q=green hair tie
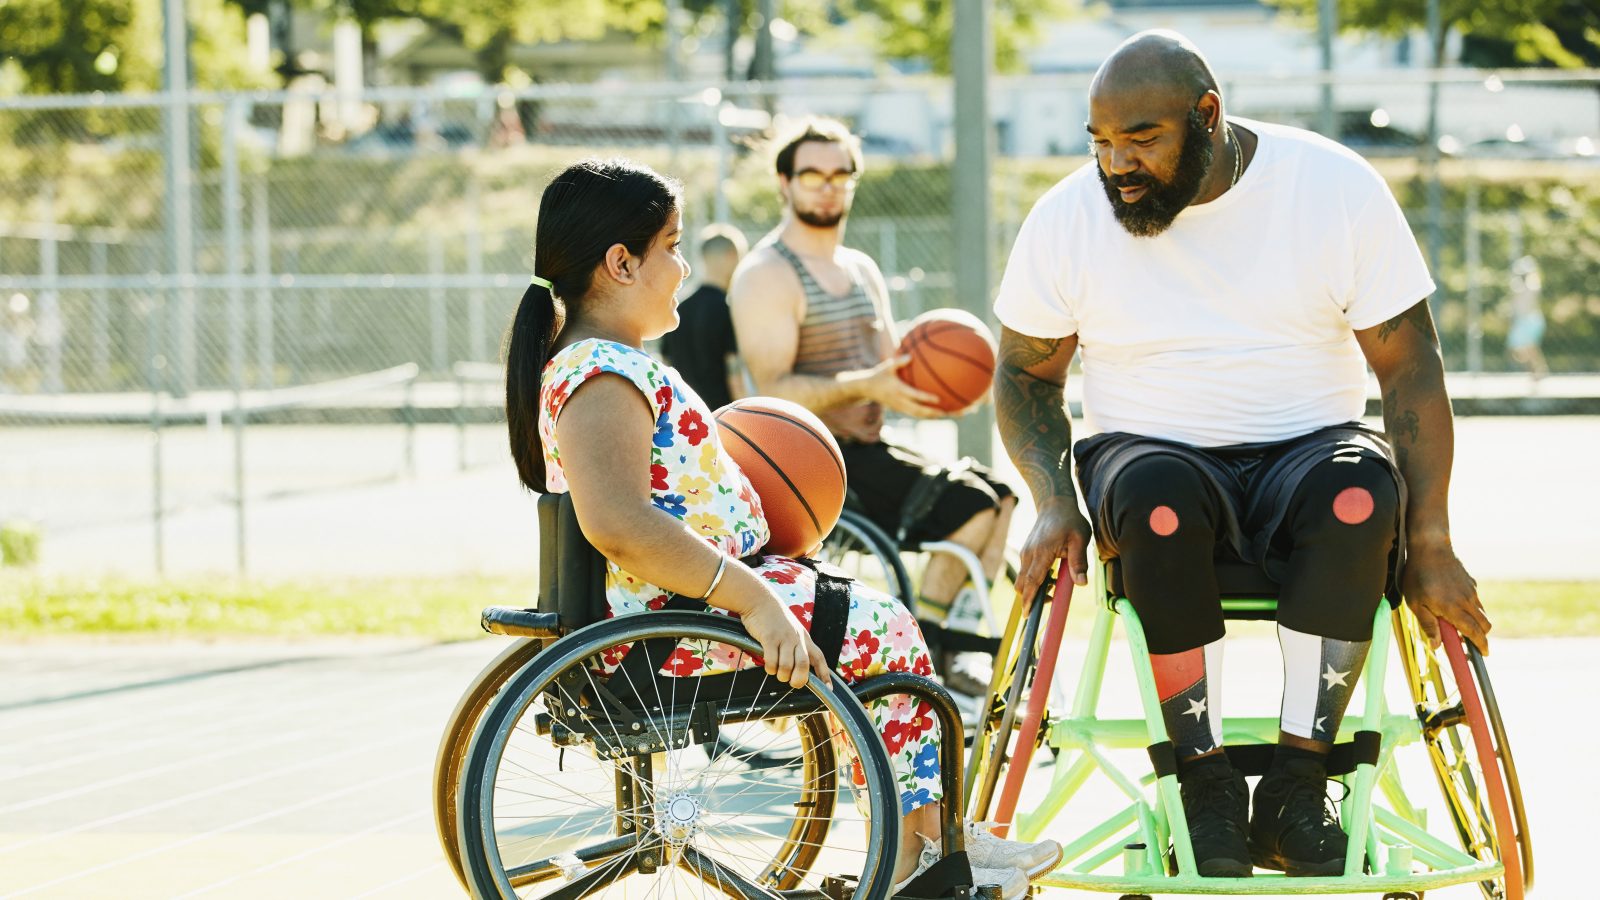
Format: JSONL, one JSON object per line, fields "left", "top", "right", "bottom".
{"left": 530, "top": 275, "right": 553, "bottom": 290}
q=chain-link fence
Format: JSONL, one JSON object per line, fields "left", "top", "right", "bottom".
{"left": 3, "top": 73, "right": 1597, "bottom": 573}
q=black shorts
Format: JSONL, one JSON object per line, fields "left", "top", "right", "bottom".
{"left": 1073, "top": 423, "right": 1407, "bottom": 596}
{"left": 839, "top": 439, "right": 1015, "bottom": 545}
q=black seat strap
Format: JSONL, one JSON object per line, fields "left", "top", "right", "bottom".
{"left": 612, "top": 554, "right": 855, "bottom": 687}
{"left": 811, "top": 568, "right": 852, "bottom": 672}
{"left": 1223, "top": 731, "right": 1383, "bottom": 777}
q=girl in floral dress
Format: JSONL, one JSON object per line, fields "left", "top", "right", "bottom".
{"left": 503, "top": 158, "right": 1056, "bottom": 897}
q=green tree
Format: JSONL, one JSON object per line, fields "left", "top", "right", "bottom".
{"left": 336, "top": 0, "right": 1066, "bottom": 83}
{"left": 1269, "top": 0, "right": 1600, "bottom": 68}
{"left": 0, "top": 0, "right": 272, "bottom": 94}
{"left": 843, "top": 0, "right": 1074, "bottom": 74}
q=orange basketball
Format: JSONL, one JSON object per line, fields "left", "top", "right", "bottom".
{"left": 897, "top": 308, "right": 998, "bottom": 412}
{"left": 713, "top": 397, "right": 846, "bottom": 557}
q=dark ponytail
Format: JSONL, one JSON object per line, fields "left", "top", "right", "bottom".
{"left": 505, "top": 158, "right": 682, "bottom": 493}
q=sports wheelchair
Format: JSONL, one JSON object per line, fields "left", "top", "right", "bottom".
{"left": 818, "top": 460, "right": 1020, "bottom": 689}
{"left": 963, "top": 549, "right": 1533, "bottom": 899}
{"left": 435, "top": 492, "right": 988, "bottom": 899}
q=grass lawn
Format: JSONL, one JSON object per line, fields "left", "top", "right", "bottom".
{"left": 0, "top": 573, "right": 531, "bottom": 641}
{"left": 0, "top": 573, "right": 1592, "bottom": 641}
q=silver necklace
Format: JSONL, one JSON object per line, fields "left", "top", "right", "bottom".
{"left": 1226, "top": 124, "right": 1243, "bottom": 187}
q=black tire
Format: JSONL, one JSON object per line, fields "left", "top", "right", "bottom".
{"left": 1467, "top": 642, "right": 1534, "bottom": 893}
{"left": 456, "top": 611, "right": 901, "bottom": 899}
{"left": 433, "top": 637, "right": 545, "bottom": 891}
{"left": 821, "top": 508, "right": 916, "bottom": 607}
{"left": 965, "top": 590, "right": 1046, "bottom": 820}
{"left": 1394, "top": 609, "right": 1527, "bottom": 900}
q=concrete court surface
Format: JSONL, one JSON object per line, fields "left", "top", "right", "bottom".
{"left": 22, "top": 416, "right": 1600, "bottom": 581}
{"left": 0, "top": 632, "right": 1592, "bottom": 899}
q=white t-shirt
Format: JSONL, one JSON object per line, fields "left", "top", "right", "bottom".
{"left": 993, "top": 118, "right": 1435, "bottom": 447}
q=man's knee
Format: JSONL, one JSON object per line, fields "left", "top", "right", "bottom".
{"left": 1105, "top": 456, "right": 1227, "bottom": 653}
{"left": 1278, "top": 458, "right": 1399, "bottom": 641}
{"left": 1108, "top": 455, "right": 1218, "bottom": 551}
{"left": 1287, "top": 458, "right": 1399, "bottom": 549}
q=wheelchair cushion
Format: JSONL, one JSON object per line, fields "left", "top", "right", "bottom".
{"left": 1107, "top": 556, "right": 1281, "bottom": 608}
{"left": 537, "top": 492, "right": 610, "bottom": 629}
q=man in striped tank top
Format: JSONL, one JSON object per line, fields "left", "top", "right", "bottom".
{"left": 729, "top": 118, "right": 1018, "bottom": 700}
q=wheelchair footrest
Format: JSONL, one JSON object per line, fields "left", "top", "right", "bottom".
{"left": 1223, "top": 731, "right": 1382, "bottom": 777}
{"left": 894, "top": 851, "right": 980, "bottom": 900}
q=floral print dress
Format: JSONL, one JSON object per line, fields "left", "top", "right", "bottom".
{"left": 540, "top": 338, "right": 942, "bottom": 814}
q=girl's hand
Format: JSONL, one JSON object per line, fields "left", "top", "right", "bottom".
{"left": 738, "top": 593, "right": 831, "bottom": 689}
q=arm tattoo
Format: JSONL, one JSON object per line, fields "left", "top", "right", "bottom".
{"left": 1376, "top": 300, "right": 1438, "bottom": 345}
{"left": 997, "top": 338, "right": 1076, "bottom": 501}
{"left": 1382, "top": 386, "right": 1421, "bottom": 470}
{"left": 1002, "top": 332, "right": 1065, "bottom": 369}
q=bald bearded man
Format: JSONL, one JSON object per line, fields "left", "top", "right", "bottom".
{"left": 994, "top": 31, "right": 1491, "bottom": 878}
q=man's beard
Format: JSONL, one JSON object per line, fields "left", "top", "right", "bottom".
{"left": 794, "top": 204, "right": 845, "bottom": 229}
{"left": 1097, "top": 108, "right": 1215, "bottom": 237}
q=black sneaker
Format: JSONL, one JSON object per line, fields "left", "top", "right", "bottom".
{"left": 1177, "top": 759, "right": 1253, "bottom": 877}
{"left": 1249, "top": 757, "right": 1349, "bottom": 876}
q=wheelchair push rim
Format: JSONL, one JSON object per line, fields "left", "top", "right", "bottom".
{"left": 455, "top": 611, "right": 901, "bottom": 900}
{"left": 1396, "top": 610, "right": 1529, "bottom": 900}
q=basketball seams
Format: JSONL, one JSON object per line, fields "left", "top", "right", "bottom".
{"left": 902, "top": 327, "right": 966, "bottom": 410}
{"left": 912, "top": 317, "right": 995, "bottom": 372}
{"left": 716, "top": 418, "right": 822, "bottom": 533}
{"left": 720, "top": 407, "right": 845, "bottom": 489}
{"left": 919, "top": 334, "right": 994, "bottom": 372}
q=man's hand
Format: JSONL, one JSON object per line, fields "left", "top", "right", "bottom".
{"left": 1016, "top": 496, "right": 1092, "bottom": 606}
{"left": 864, "top": 354, "right": 946, "bottom": 419}
{"left": 1402, "top": 541, "right": 1492, "bottom": 654}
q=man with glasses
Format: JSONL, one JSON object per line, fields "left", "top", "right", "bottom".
{"left": 729, "top": 118, "right": 1019, "bottom": 702}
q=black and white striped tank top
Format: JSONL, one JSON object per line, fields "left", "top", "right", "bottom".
{"left": 773, "top": 240, "right": 884, "bottom": 443}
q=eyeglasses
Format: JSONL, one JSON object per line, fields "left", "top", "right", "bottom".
{"left": 792, "top": 169, "right": 858, "bottom": 190}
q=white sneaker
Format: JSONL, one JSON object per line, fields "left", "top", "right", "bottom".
{"left": 946, "top": 584, "right": 986, "bottom": 632}
{"left": 964, "top": 820, "right": 1064, "bottom": 880}
{"left": 895, "top": 834, "right": 1029, "bottom": 899}
{"left": 948, "top": 688, "right": 985, "bottom": 730}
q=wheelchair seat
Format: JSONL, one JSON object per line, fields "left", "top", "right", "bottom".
{"left": 1104, "top": 556, "right": 1281, "bottom": 616}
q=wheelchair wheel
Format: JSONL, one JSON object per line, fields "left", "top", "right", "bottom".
{"left": 434, "top": 636, "right": 546, "bottom": 891}
{"left": 965, "top": 587, "right": 1046, "bottom": 820}
{"left": 1395, "top": 609, "right": 1530, "bottom": 900}
{"left": 457, "top": 611, "right": 901, "bottom": 899}
{"left": 989, "top": 581, "right": 1072, "bottom": 830}
{"left": 819, "top": 508, "right": 916, "bottom": 606}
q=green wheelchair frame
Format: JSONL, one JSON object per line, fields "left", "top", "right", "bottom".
{"left": 968, "top": 551, "right": 1532, "bottom": 899}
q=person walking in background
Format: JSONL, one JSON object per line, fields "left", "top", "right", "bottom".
{"left": 1506, "top": 255, "right": 1548, "bottom": 386}
{"left": 660, "top": 225, "right": 749, "bottom": 411}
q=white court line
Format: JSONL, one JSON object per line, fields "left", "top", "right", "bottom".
{"left": 345, "top": 860, "right": 444, "bottom": 899}
{"left": 0, "top": 724, "right": 426, "bottom": 855}
{"left": 0, "top": 725, "right": 322, "bottom": 817}
{"left": 0, "top": 644, "right": 470, "bottom": 751}
{"left": 169, "top": 808, "right": 429, "bottom": 898}
{"left": 0, "top": 653, "right": 341, "bottom": 724}
{"left": 0, "top": 663, "right": 451, "bottom": 782}
{"left": 2, "top": 763, "right": 427, "bottom": 897}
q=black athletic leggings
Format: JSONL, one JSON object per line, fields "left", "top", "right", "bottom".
{"left": 1107, "top": 454, "right": 1399, "bottom": 654}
